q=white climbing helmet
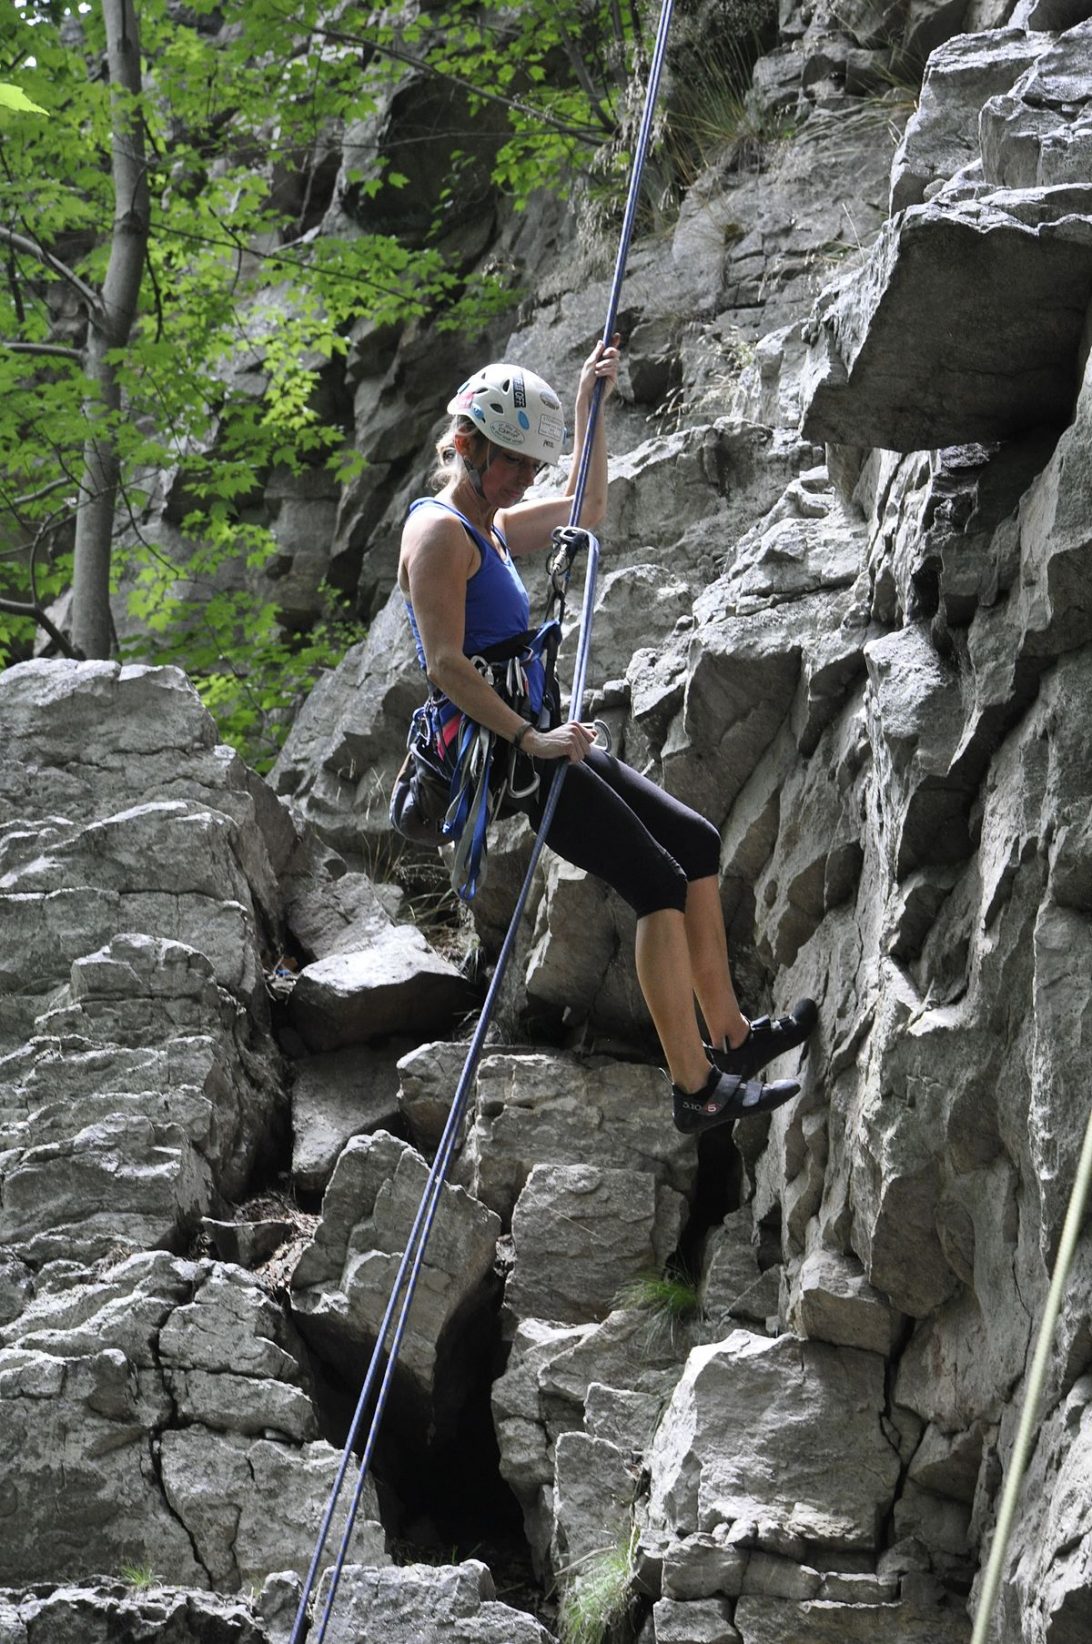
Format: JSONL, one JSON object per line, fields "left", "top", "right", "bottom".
{"left": 447, "top": 363, "right": 565, "bottom": 464}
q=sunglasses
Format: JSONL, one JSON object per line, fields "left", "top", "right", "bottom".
{"left": 490, "top": 446, "right": 547, "bottom": 480}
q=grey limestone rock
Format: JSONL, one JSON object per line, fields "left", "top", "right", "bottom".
{"left": 395, "top": 1037, "right": 477, "bottom": 1151}
{"left": 732, "top": 1593, "right": 971, "bottom": 1641}
{"left": 647, "top": 1331, "right": 901, "bottom": 1550}
{"left": 661, "top": 1528, "right": 748, "bottom": 1601}
{"left": 0, "top": 933, "right": 281, "bottom": 1265}
{"left": 0, "top": 1254, "right": 377, "bottom": 1592}
{"left": 551, "top": 1430, "right": 635, "bottom": 1576}
{"left": 981, "top": 20, "right": 1092, "bottom": 190}
{"left": 291, "top": 1043, "right": 404, "bottom": 1192}
{"left": 651, "top": 1595, "right": 742, "bottom": 1642}
{"left": 319, "top": 1560, "right": 555, "bottom": 1644}
{"left": 493, "top": 1308, "right": 685, "bottom": 1573}
{"left": 505, "top": 1162, "right": 687, "bottom": 1329}
{"left": 786, "top": 1247, "right": 903, "bottom": 1355}
{"left": 286, "top": 929, "right": 475, "bottom": 1052}
{"left": 802, "top": 186, "right": 1092, "bottom": 452}
{"left": 458, "top": 1050, "right": 696, "bottom": 1222}
{"left": 890, "top": 28, "right": 1053, "bottom": 211}
{"left": 997, "top": 1374, "right": 1092, "bottom": 1644}
{"left": 701, "top": 1210, "right": 781, "bottom": 1336}
{"left": 291, "top": 1129, "right": 500, "bottom": 1413}
{"left": 0, "top": 1584, "right": 270, "bottom": 1643}
{"left": 268, "top": 589, "right": 424, "bottom": 859}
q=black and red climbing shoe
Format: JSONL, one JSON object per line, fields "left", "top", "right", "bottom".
{"left": 706, "top": 998, "right": 818, "bottom": 1082}
{"left": 672, "top": 1066, "right": 800, "bottom": 1134}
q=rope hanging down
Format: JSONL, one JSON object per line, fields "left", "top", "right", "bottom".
{"left": 288, "top": 7, "right": 676, "bottom": 1639}
{"left": 969, "top": 1102, "right": 1092, "bottom": 1644}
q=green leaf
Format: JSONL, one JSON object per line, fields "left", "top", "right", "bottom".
{"left": 0, "top": 84, "right": 49, "bottom": 116}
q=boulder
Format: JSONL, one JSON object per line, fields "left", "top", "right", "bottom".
{"left": 890, "top": 28, "right": 1053, "bottom": 211}
{"left": 505, "top": 1162, "right": 687, "bottom": 1328}
{"left": 0, "top": 1254, "right": 379, "bottom": 1591}
{"left": 999, "top": 1375, "right": 1092, "bottom": 1643}
{"left": 286, "top": 929, "right": 476, "bottom": 1052}
{"left": 318, "top": 1560, "right": 555, "bottom": 1644}
{"left": 701, "top": 1210, "right": 781, "bottom": 1336}
{"left": 268, "top": 590, "right": 422, "bottom": 858}
{"left": 802, "top": 187, "right": 1092, "bottom": 451}
{"left": 0, "top": 661, "right": 293, "bottom": 894}
{"left": 650, "top": 1595, "right": 742, "bottom": 1642}
{"left": 395, "top": 1038, "right": 477, "bottom": 1151}
{"left": 0, "top": 1584, "right": 269, "bottom": 1643}
{"left": 493, "top": 1309, "right": 685, "bottom": 1573}
{"left": 551, "top": 1431, "right": 634, "bottom": 1574}
{"left": 290, "top": 1130, "right": 500, "bottom": 1415}
{"left": 980, "top": 21, "right": 1092, "bottom": 190}
{"left": 786, "top": 1247, "right": 902, "bottom": 1355}
{"left": 732, "top": 1593, "right": 971, "bottom": 1641}
{"left": 291, "top": 1045, "right": 405, "bottom": 1192}
{"left": 0, "top": 934, "right": 282, "bottom": 1265}
{"left": 647, "top": 1331, "right": 900, "bottom": 1550}
{"left": 456, "top": 1051, "right": 696, "bottom": 1222}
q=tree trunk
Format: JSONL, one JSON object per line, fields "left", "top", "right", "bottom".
{"left": 70, "top": 0, "right": 149, "bottom": 659}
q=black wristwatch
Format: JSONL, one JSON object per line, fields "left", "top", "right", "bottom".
{"left": 512, "top": 721, "right": 532, "bottom": 752}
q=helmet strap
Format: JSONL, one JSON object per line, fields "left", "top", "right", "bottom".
{"left": 461, "top": 454, "right": 485, "bottom": 496}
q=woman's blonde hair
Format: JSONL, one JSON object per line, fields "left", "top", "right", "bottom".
{"left": 431, "top": 415, "right": 486, "bottom": 490}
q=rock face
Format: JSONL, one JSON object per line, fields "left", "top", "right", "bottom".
{"left": 0, "top": 1252, "right": 383, "bottom": 1592}
{"left": 647, "top": 1331, "right": 900, "bottom": 1548}
{"left": 6, "top": 8, "right": 1092, "bottom": 1644}
{"left": 291, "top": 1129, "right": 501, "bottom": 1423}
{"left": 802, "top": 22, "right": 1092, "bottom": 450}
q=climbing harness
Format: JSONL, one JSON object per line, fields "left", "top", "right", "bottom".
{"left": 391, "top": 617, "right": 563, "bottom": 898}
{"left": 290, "top": 3, "right": 676, "bottom": 1638}
{"left": 969, "top": 1102, "right": 1092, "bottom": 1644}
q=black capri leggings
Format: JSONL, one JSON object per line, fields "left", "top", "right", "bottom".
{"left": 509, "top": 747, "right": 721, "bottom": 919}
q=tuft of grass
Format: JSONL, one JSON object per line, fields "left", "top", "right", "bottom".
{"left": 615, "top": 1268, "right": 705, "bottom": 1351}
{"left": 557, "top": 1529, "right": 637, "bottom": 1644}
{"left": 120, "top": 1560, "right": 158, "bottom": 1590}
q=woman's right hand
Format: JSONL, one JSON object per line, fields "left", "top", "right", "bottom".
{"left": 525, "top": 721, "right": 599, "bottom": 763}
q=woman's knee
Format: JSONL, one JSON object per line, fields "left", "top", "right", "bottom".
{"left": 632, "top": 853, "right": 689, "bottom": 918}
{"left": 683, "top": 814, "right": 721, "bottom": 882}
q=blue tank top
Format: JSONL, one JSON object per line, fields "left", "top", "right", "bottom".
{"left": 403, "top": 498, "right": 530, "bottom": 669}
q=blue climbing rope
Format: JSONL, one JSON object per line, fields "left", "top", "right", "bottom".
{"left": 289, "top": 4, "right": 675, "bottom": 1637}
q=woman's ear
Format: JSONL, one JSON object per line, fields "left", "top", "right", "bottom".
{"left": 454, "top": 429, "right": 486, "bottom": 466}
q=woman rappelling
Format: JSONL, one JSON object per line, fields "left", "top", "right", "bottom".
{"left": 396, "top": 341, "right": 816, "bottom": 1134}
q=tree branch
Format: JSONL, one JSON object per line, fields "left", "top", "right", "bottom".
{"left": 0, "top": 593, "right": 80, "bottom": 657}
{"left": 311, "top": 21, "right": 609, "bottom": 144}
{"left": 12, "top": 474, "right": 80, "bottom": 510}
{"left": 551, "top": 12, "right": 619, "bottom": 132}
{"left": 0, "top": 223, "right": 104, "bottom": 316}
{"left": 2, "top": 339, "right": 83, "bottom": 361}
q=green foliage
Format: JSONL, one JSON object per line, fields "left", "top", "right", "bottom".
{"left": 557, "top": 1528, "right": 637, "bottom": 1644}
{"left": 615, "top": 1265, "right": 705, "bottom": 1350}
{"left": 0, "top": 82, "right": 48, "bottom": 115}
{"left": 122, "top": 566, "right": 367, "bottom": 773}
{"left": 0, "top": 0, "right": 743, "bottom": 747}
{"left": 119, "top": 1559, "right": 158, "bottom": 1590}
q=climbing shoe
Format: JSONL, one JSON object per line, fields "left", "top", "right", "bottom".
{"left": 672, "top": 1066, "right": 800, "bottom": 1135}
{"left": 706, "top": 997, "right": 818, "bottom": 1082}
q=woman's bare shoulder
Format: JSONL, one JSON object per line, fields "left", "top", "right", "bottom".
{"left": 399, "top": 502, "right": 476, "bottom": 588}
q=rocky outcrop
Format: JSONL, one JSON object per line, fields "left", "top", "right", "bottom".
{"left": 0, "top": 1252, "right": 383, "bottom": 1592}
{"left": 320, "top": 1560, "right": 555, "bottom": 1643}
{"left": 802, "top": 22, "right": 1092, "bottom": 450}
{"left": 290, "top": 1129, "right": 501, "bottom": 1421}
{"left": 6, "top": 8, "right": 1092, "bottom": 1644}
